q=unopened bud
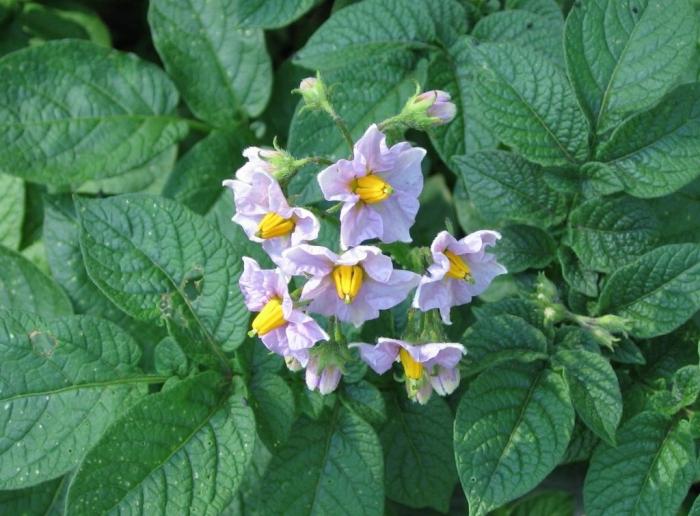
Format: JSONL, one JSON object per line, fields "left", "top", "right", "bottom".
{"left": 294, "top": 73, "right": 331, "bottom": 113}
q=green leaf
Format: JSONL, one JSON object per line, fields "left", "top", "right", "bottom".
{"left": 0, "top": 310, "right": 148, "bottom": 489}
{"left": 77, "top": 194, "right": 248, "bottom": 355}
{"left": 469, "top": 42, "right": 589, "bottom": 167}
{"left": 472, "top": 10, "right": 564, "bottom": 66}
{"left": 558, "top": 246, "right": 598, "bottom": 297}
{"left": 163, "top": 131, "right": 244, "bottom": 215}
{"left": 552, "top": 348, "right": 622, "bottom": 445}
{"left": 427, "top": 37, "right": 498, "bottom": 170}
{"left": 567, "top": 195, "right": 660, "bottom": 273}
{"left": 224, "top": 436, "right": 273, "bottom": 516}
{"left": 249, "top": 372, "right": 296, "bottom": 450}
{"left": 583, "top": 413, "right": 695, "bottom": 516}
{"left": 461, "top": 314, "right": 549, "bottom": 376}
{"left": 561, "top": 419, "right": 598, "bottom": 464}
{"left": 16, "top": 2, "right": 111, "bottom": 46}
{"left": 259, "top": 406, "right": 384, "bottom": 515}
{"left": 648, "top": 181, "right": 700, "bottom": 245}
{"left": 473, "top": 297, "right": 550, "bottom": 336}
{"left": 0, "top": 476, "right": 67, "bottom": 516}
{"left": 0, "top": 40, "right": 188, "bottom": 186}
{"left": 564, "top": 0, "right": 697, "bottom": 134}
{"left": 230, "top": 0, "right": 321, "bottom": 29}
{"left": 493, "top": 224, "right": 556, "bottom": 273}
{"left": 506, "top": 490, "right": 574, "bottom": 516}
{"left": 154, "top": 336, "right": 189, "bottom": 377}
{"left": 294, "top": 0, "right": 466, "bottom": 70}
{"left": 68, "top": 372, "right": 255, "bottom": 515}
{"left": 0, "top": 245, "right": 72, "bottom": 317}
{"left": 591, "top": 83, "right": 700, "bottom": 198}
{"left": 454, "top": 150, "right": 569, "bottom": 228}
{"left": 455, "top": 362, "right": 574, "bottom": 516}
{"left": 0, "top": 174, "right": 24, "bottom": 250}
{"left": 340, "top": 380, "right": 386, "bottom": 427}
{"left": 506, "top": 0, "right": 562, "bottom": 21}
{"left": 597, "top": 244, "right": 700, "bottom": 338}
{"left": 380, "top": 396, "right": 457, "bottom": 512}
{"left": 148, "top": 0, "right": 272, "bottom": 123}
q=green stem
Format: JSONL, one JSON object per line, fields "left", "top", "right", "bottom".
{"left": 185, "top": 118, "right": 213, "bottom": 133}
{"left": 330, "top": 110, "right": 355, "bottom": 156}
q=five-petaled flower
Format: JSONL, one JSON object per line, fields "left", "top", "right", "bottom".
{"left": 413, "top": 230, "right": 506, "bottom": 324}
{"left": 317, "top": 124, "right": 426, "bottom": 249}
{"left": 281, "top": 244, "right": 419, "bottom": 326}
{"left": 239, "top": 257, "right": 328, "bottom": 366}
{"left": 353, "top": 338, "right": 465, "bottom": 404}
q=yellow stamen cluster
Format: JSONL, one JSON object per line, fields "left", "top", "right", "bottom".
{"left": 332, "top": 265, "right": 364, "bottom": 304}
{"left": 399, "top": 348, "right": 424, "bottom": 380}
{"left": 250, "top": 297, "right": 286, "bottom": 336}
{"left": 256, "top": 212, "right": 295, "bottom": 239}
{"left": 352, "top": 174, "right": 393, "bottom": 204}
{"left": 444, "top": 250, "right": 472, "bottom": 281}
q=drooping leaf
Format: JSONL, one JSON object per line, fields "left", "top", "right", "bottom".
{"left": 148, "top": 0, "right": 272, "bottom": 123}
{"left": 0, "top": 310, "right": 148, "bottom": 489}
{"left": 583, "top": 412, "right": 695, "bottom": 516}
{"left": 68, "top": 372, "right": 255, "bottom": 515}
{"left": 564, "top": 0, "right": 697, "bottom": 133}
{"left": 77, "top": 195, "right": 248, "bottom": 356}
{"left": 493, "top": 224, "right": 556, "bottom": 273}
{"left": 230, "top": 0, "right": 321, "bottom": 29}
{"left": 0, "top": 174, "right": 24, "bottom": 250}
{"left": 0, "top": 40, "right": 188, "bottom": 185}
{"left": 380, "top": 395, "right": 457, "bottom": 512}
{"left": 597, "top": 244, "right": 700, "bottom": 338}
{"left": 454, "top": 362, "right": 574, "bottom": 516}
{"left": 469, "top": 42, "right": 589, "bottom": 167}
{"left": 259, "top": 406, "right": 384, "bottom": 515}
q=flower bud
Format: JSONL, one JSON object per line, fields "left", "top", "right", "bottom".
{"left": 413, "top": 90, "right": 456, "bottom": 125}
{"left": 285, "top": 355, "right": 303, "bottom": 372}
{"left": 244, "top": 144, "right": 309, "bottom": 183}
{"left": 305, "top": 355, "right": 342, "bottom": 395}
{"left": 593, "top": 314, "right": 632, "bottom": 336}
{"left": 294, "top": 74, "right": 331, "bottom": 113}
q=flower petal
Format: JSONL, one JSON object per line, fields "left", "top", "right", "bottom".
{"left": 352, "top": 340, "right": 401, "bottom": 374}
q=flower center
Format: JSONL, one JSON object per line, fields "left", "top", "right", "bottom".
{"left": 332, "top": 265, "right": 364, "bottom": 304}
{"left": 352, "top": 174, "right": 393, "bottom": 204}
{"left": 250, "top": 297, "right": 286, "bottom": 336}
{"left": 256, "top": 212, "right": 295, "bottom": 239}
{"left": 444, "top": 250, "right": 472, "bottom": 281}
{"left": 399, "top": 348, "right": 424, "bottom": 380}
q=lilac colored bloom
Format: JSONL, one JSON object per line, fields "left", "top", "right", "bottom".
{"left": 281, "top": 244, "right": 419, "bottom": 327}
{"left": 239, "top": 257, "right": 328, "bottom": 366}
{"left": 415, "top": 90, "right": 457, "bottom": 124}
{"left": 305, "top": 355, "right": 342, "bottom": 395}
{"left": 223, "top": 168, "right": 319, "bottom": 262}
{"left": 317, "top": 124, "right": 426, "bottom": 249}
{"left": 413, "top": 230, "right": 507, "bottom": 324}
{"left": 353, "top": 338, "right": 465, "bottom": 404}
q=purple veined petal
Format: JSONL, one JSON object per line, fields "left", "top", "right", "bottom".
{"left": 261, "top": 236, "right": 293, "bottom": 264}
{"left": 305, "top": 355, "right": 321, "bottom": 391}
{"left": 352, "top": 247, "right": 393, "bottom": 283}
{"left": 359, "top": 270, "right": 420, "bottom": 311}
{"left": 351, "top": 340, "right": 401, "bottom": 374}
{"left": 260, "top": 326, "right": 292, "bottom": 357}
{"left": 414, "top": 342, "right": 466, "bottom": 369}
{"left": 285, "top": 312, "right": 329, "bottom": 351}
{"left": 430, "top": 230, "right": 459, "bottom": 254}
{"left": 339, "top": 201, "right": 384, "bottom": 249}
{"left": 239, "top": 257, "right": 286, "bottom": 310}
{"left": 317, "top": 159, "right": 359, "bottom": 202}
{"left": 430, "top": 366, "right": 461, "bottom": 396}
{"left": 336, "top": 245, "right": 381, "bottom": 266}
{"left": 299, "top": 275, "right": 331, "bottom": 300}
{"left": 369, "top": 194, "right": 418, "bottom": 243}
{"left": 412, "top": 276, "right": 453, "bottom": 324}
{"left": 280, "top": 244, "right": 338, "bottom": 277}
{"left": 319, "top": 366, "right": 342, "bottom": 394}
{"left": 450, "top": 229, "right": 501, "bottom": 256}
{"left": 232, "top": 211, "right": 263, "bottom": 242}
{"left": 429, "top": 101, "right": 457, "bottom": 123}
{"left": 290, "top": 207, "right": 320, "bottom": 245}
{"left": 265, "top": 182, "right": 294, "bottom": 217}
{"left": 309, "top": 288, "right": 380, "bottom": 326}
{"left": 354, "top": 124, "right": 394, "bottom": 173}
{"left": 377, "top": 146, "right": 425, "bottom": 199}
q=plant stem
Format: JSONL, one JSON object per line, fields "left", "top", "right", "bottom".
{"left": 185, "top": 118, "right": 212, "bottom": 133}
{"left": 330, "top": 110, "right": 355, "bottom": 156}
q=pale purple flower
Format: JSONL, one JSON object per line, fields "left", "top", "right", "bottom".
{"left": 415, "top": 90, "right": 457, "bottom": 124}
{"left": 223, "top": 168, "right": 319, "bottom": 262}
{"left": 317, "top": 124, "right": 426, "bottom": 249}
{"left": 280, "top": 244, "right": 419, "bottom": 327}
{"left": 413, "top": 230, "right": 507, "bottom": 324}
{"left": 239, "top": 257, "right": 328, "bottom": 366}
{"left": 353, "top": 338, "right": 466, "bottom": 404}
{"left": 305, "top": 355, "right": 342, "bottom": 395}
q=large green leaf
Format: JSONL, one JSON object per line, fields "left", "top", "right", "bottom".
{"left": 0, "top": 476, "right": 67, "bottom": 516}
{"left": 564, "top": 0, "right": 697, "bottom": 134}
{"left": 0, "top": 310, "right": 148, "bottom": 489}
{"left": 583, "top": 412, "right": 695, "bottom": 516}
{"left": 0, "top": 245, "right": 72, "bottom": 317}
{"left": 149, "top": 0, "right": 272, "bottom": 123}
{"left": 506, "top": 0, "right": 562, "bottom": 21}
{"left": 294, "top": 0, "right": 466, "bottom": 70}
{"left": 0, "top": 174, "right": 24, "bottom": 250}
{"left": 454, "top": 150, "right": 569, "bottom": 228}
{"left": 589, "top": 83, "right": 700, "bottom": 198}
{"left": 380, "top": 396, "right": 457, "bottom": 512}
{"left": 597, "top": 244, "right": 700, "bottom": 338}
{"left": 68, "top": 372, "right": 255, "bottom": 515}
{"left": 259, "top": 406, "right": 384, "bottom": 515}
{"left": 493, "top": 224, "right": 556, "bottom": 273}
{"left": 648, "top": 181, "right": 700, "bottom": 245}
{"left": 469, "top": 42, "right": 589, "bottom": 167}
{"left": 552, "top": 348, "right": 622, "bottom": 445}
{"left": 0, "top": 40, "right": 188, "bottom": 186}
{"left": 77, "top": 195, "right": 248, "bottom": 355}
{"left": 454, "top": 362, "right": 574, "bottom": 516}
{"left": 566, "top": 195, "right": 660, "bottom": 273}
{"left": 230, "top": 0, "right": 321, "bottom": 29}
{"left": 558, "top": 246, "right": 598, "bottom": 297}
{"left": 249, "top": 371, "right": 295, "bottom": 450}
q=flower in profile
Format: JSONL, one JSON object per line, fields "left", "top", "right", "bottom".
{"left": 223, "top": 168, "right": 319, "bottom": 262}
{"left": 305, "top": 354, "right": 342, "bottom": 395}
{"left": 239, "top": 257, "right": 328, "bottom": 366}
{"left": 412, "top": 90, "right": 457, "bottom": 125}
{"left": 281, "top": 244, "right": 419, "bottom": 327}
{"left": 413, "top": 230, "right": 506, "bottom": 324}
{"left": 353, "top": 338, "right": 465, "bottom": 404}
{"left": 317, "top": 124, "right": 426, "bottom": 249}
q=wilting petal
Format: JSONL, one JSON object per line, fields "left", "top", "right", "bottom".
{"left": 430, "top": 366, "right": 460, "bottom": 396}
{"left": 352, "top": 340, "right": 401, "bottom": 374}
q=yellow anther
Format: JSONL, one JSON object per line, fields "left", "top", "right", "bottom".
{"left": 444, "top": 250, "right": 472, "bottom": 280}
{"left": 256, "top": 212, "right": 295, "bottom": 239}
{"left": 399, "top": 348, "right": 424, "bottom": 380}
{"left": 250, "top": 297, "right": 286, "bottom": 336}
{"left": 332, "top": 265, "right": 364, "bottom": 304}
{"left": 352, "top": 174, "right": 393, "bottom": 204}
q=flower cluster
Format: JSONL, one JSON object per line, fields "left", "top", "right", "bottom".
{"left": 223, "top": 77, "right": 506, "bottom": 403}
